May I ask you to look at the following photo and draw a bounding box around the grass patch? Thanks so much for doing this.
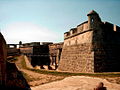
[28,68,120,78]
[16,55,120,78]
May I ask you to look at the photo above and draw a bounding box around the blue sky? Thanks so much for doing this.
[0,0,120,44]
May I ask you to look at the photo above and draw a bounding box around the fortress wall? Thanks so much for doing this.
[77,24,83,32]
[0,32,7,85]
[83,22,88,31]
[116,25,120,32]
[64,22,88,40]
[104,22,114,32]
[49,43,63,65]
[77,21,88,32]
[58,30,94,73]
[64,29,93,46]
[20,47,33,54]
[103,22,120,33]
[92,23,120,72]
[58,44,94,73]
[93,43,120,72]
[59,10,120,73]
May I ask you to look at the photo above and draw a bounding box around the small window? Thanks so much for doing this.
[91,18,94,23]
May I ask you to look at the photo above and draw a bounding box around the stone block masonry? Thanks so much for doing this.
[58,43,94,73]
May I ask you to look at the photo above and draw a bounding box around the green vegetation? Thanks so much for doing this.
[18,55,120,78]
[15,55,120,86]
[28,68,120,78]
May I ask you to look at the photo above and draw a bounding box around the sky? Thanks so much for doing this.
[0,0,120,44]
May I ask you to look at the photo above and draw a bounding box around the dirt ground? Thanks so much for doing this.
[21,69,65,87]
[31,76,120,90]
[15,55,65,87]
[15,55,120,90]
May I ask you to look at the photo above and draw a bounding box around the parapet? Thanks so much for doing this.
[103,22,120,32]
[21,42,53,47]
[64,21,88,39]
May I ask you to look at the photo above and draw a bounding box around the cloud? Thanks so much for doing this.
[2,22,60,44]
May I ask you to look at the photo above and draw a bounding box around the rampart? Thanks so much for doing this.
[59,22,94,73]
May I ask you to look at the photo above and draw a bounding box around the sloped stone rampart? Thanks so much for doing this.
[58,43,94,73]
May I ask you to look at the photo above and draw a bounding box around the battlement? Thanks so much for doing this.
[64,21,120,40]
[21,42,53,47]
[64,28,76,38]
[64,21,89,39]
[103,22,120,32]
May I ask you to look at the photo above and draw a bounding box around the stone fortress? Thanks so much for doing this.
[7,41,63,70]
[5,10,120,73]
[1,10,120,87]
[58,10,120,73]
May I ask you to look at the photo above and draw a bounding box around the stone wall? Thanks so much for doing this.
[31,45,51,68]
[64,29,93,46]
[20,44,51,68]
[58,29,94,73]
[58,43,94,73]
[20,47,33,55]
[49,42,63,69]
[0,32,7,86]
[93,43,120,72]
[93,22,120,72]
[64,21,89,40]
[58,12,95,73]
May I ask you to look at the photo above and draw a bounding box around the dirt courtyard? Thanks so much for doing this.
[31,76,120,90]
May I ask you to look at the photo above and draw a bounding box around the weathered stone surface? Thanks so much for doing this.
[19,42,52,68]
[49,42,63,69]
[0,32,7,86]
[58,43,94,73]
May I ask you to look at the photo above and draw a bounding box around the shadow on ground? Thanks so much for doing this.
[0,62,31,90]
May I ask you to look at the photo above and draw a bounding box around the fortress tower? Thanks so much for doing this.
[58,10,120,73]
[87,10,102,29]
